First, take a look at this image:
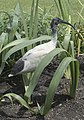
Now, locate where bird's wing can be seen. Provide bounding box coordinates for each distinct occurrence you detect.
[23,41,54,59]
[22,48,48,61]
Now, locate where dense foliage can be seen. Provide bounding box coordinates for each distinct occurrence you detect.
[0,0,84,115]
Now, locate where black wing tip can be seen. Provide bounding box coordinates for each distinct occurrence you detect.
[9,59,24,76]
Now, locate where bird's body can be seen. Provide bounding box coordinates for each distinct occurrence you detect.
[8,18,74,77]
[9,33,57,77]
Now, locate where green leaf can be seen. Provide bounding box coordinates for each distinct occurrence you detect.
[54,0,70,19]
[70,61,79,98]
[0,93,38,113]
[0,33,8,50]
[0,38,27,53]
[33,0,39,38]
[63,34,71,50]
[77,39,81,56]
[54,0,61,17]
[1,93,29,109]
[18,0,28,38]
[69,41,74,57]
[29,0,35,39]
[0,32,8,74]
[3,35,51,61]
[8,2,20,42]
[0,62,5,74]
[42,57,77,115]
[24,48,66,98]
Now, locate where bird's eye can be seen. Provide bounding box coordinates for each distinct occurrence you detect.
[54,21,58,25]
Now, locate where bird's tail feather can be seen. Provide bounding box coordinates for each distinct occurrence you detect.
[8,59,24,77]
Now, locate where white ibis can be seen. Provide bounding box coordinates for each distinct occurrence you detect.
[8,18,75,77]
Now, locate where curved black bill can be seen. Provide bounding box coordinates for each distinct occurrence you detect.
[59,19,75,30]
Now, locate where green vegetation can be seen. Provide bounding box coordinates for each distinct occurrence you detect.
[0,0,84,22]
[0,0,84,116]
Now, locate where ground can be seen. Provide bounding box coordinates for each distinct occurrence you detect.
[0,55,84,120]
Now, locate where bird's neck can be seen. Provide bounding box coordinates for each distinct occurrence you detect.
[51,32,57,47]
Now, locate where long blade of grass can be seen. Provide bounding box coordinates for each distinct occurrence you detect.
[0,33,8,74]
[69,41,75,57]
[78,12,84,21]
[3,35,51,61]
[24,48,66,98]
[29,0,35,39]
[0,62,5,74]
[0,93,39,113]
[54,0,61,17]
[16,31,25,56]
[0,33,7,50]
[18,0,28,38]
[9,2,20,42]
[42,57,77,115]
[58,0,64,19]
[63,34,71,50]
[70,60,79,98]
[61,0,69,19]
[75,62,79,90]
[78,0,84,7]
[0,38,27,53]
[33,0,39,38]
[68,40,79,98]
[54,0,69,19]
[78,39,81,56]
[1,93,31,110]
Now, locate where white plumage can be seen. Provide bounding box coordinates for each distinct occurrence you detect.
[21,40,56,72]
[8,35,57,77]
[8,18,74,77]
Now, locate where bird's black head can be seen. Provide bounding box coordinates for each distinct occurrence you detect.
[51,17,75,34]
